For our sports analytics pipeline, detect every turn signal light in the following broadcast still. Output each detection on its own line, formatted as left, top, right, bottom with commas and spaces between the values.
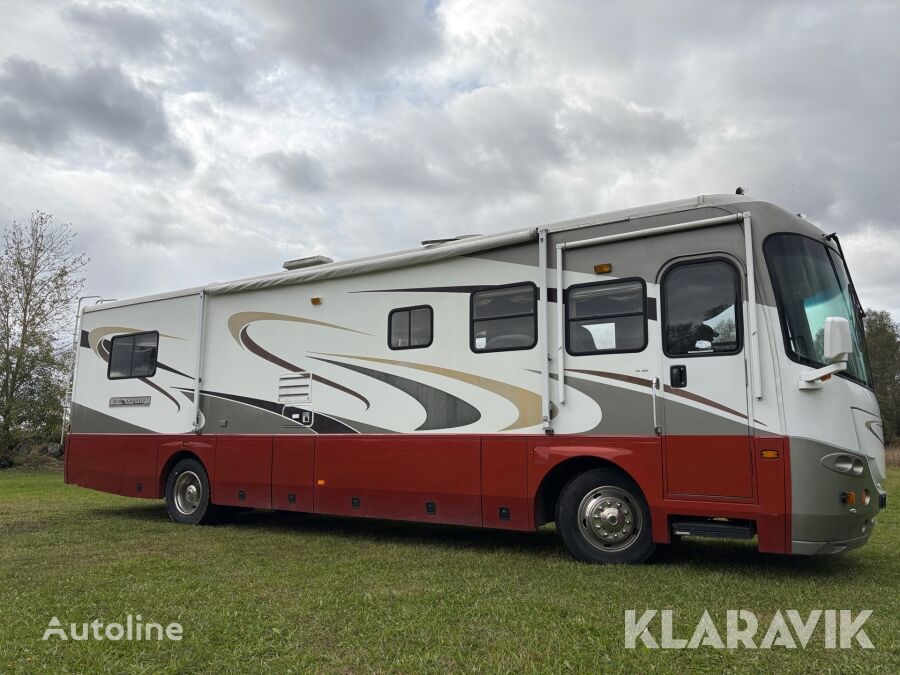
760, 449, 779, 459
841, 491, 856, 505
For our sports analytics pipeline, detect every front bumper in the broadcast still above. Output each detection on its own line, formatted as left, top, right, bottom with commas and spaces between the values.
790, 439, 885, 555
792, 532, 873, 555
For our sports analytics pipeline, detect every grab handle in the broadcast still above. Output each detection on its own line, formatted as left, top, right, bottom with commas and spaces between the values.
651, 377, 661, 436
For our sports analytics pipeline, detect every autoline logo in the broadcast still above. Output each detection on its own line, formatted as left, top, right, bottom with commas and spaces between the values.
625, 610, 874, 649
42, 615, 183, 642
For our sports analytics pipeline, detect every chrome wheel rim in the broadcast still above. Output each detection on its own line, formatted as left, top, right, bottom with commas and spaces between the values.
174, 470, 202, 515
577, 485, 642, 552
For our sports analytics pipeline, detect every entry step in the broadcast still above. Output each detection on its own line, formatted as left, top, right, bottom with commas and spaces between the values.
671, 518, 754, 540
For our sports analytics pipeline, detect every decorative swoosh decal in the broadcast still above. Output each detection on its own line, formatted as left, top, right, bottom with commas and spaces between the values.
138, 377, 181, 411
97, 338, 181, 411
864, 419, 884, 444
313, 353, 542, 431
227, 311, 371, 344
238, 325, 371, 410
87, 326, 182, 358
566, 368, 652, 388
240, 325, 299, 372
176, 387, 358, 434
155, 362, 194, 379
311, 357, 480, 431
351, 286, 560, 303
662, 385, 747, 419
566, 368, 747, 419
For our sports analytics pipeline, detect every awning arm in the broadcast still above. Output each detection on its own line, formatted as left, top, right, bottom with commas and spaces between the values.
537, 229, 552, 431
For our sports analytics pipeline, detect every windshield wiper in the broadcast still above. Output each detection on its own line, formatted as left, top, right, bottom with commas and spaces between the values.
825, 232, 866, 322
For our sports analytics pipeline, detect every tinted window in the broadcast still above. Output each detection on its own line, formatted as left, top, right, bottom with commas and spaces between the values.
567, 280, 646, 354
108, 335, 134, 378
764, 233, 870, 385
663, 261, 741, 356
131, 332, 158, 377
389, 306, 432, 349
108, 331, 158, 379
471, 283, 536, 352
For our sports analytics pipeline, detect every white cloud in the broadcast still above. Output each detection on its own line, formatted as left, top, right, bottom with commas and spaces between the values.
0, 0, 896, 321
841, 225, 900, 319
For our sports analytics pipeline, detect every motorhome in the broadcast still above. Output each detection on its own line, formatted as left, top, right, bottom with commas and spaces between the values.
64, 194, 887, 563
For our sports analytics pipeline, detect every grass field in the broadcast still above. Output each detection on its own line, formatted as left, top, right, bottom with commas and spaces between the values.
1, 470, 898, 673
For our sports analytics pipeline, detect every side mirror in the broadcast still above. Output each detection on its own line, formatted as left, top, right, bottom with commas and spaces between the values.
824, 316, 853, 363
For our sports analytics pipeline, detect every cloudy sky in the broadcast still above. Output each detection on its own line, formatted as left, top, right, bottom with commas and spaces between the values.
0, 0, 898, 317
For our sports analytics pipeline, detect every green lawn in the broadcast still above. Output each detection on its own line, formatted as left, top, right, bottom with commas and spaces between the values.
1, 470, 898, 673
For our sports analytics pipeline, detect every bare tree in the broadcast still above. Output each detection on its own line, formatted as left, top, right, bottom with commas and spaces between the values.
0, 212, 86, 463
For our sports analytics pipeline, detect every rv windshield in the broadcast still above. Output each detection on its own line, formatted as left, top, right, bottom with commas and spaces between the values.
764, 233, 871, 387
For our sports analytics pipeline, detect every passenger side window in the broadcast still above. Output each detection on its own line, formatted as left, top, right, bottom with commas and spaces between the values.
663, 260, 741, 356
567, 279, 646, 355
108, 331, 159, 379
389, 306, 433, 349
471, 283, 537, 352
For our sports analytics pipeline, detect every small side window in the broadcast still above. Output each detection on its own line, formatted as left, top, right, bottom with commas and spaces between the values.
471, 283, 537, 352
663, 259, 742, 357
566, 279, 647, 355
108, 331, 159, 379
389, 306, 433, 349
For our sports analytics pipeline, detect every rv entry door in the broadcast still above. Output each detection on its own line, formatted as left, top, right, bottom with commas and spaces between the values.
658, 257, 753, 500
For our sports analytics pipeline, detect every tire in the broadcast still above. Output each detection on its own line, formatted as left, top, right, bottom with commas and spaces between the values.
555, 468, 656, 564
165, 458, 217, 525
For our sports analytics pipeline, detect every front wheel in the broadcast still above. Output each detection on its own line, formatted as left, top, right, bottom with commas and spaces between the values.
555, 468, 656, 564
165, 458, 217, 525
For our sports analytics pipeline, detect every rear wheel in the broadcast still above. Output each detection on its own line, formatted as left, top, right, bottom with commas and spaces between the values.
165, 458, 217, 525
556, 468, 655, 564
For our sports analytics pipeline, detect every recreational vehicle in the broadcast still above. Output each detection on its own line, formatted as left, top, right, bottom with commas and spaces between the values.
64, 194, 887, 563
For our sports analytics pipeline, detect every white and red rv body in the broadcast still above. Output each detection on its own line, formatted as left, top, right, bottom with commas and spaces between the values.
64, 195, 887, 562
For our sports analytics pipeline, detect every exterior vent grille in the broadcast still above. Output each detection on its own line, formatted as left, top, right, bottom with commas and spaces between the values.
278, 372, 311, 404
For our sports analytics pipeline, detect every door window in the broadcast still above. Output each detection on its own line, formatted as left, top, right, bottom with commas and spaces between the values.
663, 260, 742, 357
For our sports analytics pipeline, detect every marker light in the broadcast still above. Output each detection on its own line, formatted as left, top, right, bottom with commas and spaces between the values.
760, 449, 779, 459
316, 479, 326, 486
311, 297, 323, 305
593, 263, 612, 274
841, 491, 856, 505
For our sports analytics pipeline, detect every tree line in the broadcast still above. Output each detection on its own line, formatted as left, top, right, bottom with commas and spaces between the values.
864, 310, 900, 445
0, 214, 897, 467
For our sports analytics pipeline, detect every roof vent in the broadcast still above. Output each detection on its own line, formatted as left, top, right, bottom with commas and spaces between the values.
283, 255, 334, 271
420, 234, 482, 247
